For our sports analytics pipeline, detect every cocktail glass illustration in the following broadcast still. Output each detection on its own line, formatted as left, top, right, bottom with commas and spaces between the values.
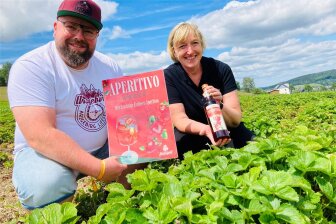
116, 115, 139, 164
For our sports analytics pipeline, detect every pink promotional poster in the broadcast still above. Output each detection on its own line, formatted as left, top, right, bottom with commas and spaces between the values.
102, 70, 178, 164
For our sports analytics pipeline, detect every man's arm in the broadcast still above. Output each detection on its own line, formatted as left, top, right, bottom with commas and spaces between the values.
12, 106, 126, 182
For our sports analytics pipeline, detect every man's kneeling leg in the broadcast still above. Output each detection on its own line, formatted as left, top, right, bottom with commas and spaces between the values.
12, 147, 77, 210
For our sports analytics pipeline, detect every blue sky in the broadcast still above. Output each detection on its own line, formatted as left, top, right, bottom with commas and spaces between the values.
1, 0, 336, 87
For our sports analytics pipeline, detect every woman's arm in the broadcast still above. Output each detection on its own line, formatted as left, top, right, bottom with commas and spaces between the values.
221, 90, 242, 127
170, 103, 208, 135
169, 103, 229, 146
202, 85, 242, 128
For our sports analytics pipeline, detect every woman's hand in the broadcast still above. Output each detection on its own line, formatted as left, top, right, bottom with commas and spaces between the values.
203, 85, 222, 103
199, 124, 231, 147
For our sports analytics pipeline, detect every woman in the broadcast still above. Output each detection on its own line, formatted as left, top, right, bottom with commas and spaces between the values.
164, 22, 254, 158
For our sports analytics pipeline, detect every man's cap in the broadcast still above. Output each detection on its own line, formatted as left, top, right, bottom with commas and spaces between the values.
57, 0, 103, 30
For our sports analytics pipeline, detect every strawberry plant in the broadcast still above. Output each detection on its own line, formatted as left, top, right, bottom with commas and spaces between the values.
17, 91, 336, 223
0, 101, 15, 144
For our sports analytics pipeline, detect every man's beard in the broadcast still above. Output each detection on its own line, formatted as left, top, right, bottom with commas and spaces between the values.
58, 39, 94, 68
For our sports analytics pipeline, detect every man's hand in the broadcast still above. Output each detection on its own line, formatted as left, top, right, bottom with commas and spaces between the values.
101, 157, 127, 183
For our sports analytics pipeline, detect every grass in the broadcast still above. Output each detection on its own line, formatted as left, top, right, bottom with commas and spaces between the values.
0, 87, 8, 101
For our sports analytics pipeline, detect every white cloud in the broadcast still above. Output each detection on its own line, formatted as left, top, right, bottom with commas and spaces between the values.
218, 39, 336, 87
3, 0, 334, 88
101, 0, 336, 87
0, 0, 60, 42
106, 24, 171, 40
189, 0, 336, 49
179, 0, 336, 87
108, 51, 171, 75
96, 0, 118, 21
109, 26, 130, 40
0, 0, 118, 42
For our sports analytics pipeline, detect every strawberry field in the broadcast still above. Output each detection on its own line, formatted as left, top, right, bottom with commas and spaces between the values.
4, 91, 336, 223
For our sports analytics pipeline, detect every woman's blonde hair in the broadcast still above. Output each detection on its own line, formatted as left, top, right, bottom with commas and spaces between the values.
167, 22, 206, 62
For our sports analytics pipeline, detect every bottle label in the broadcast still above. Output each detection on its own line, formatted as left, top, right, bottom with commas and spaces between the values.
205, 104, 227, 132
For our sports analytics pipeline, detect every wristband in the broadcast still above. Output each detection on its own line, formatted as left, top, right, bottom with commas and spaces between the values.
96, 160, 106, 180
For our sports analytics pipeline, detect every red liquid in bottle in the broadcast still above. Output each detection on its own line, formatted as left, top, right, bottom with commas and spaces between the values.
202, 84, 230, 141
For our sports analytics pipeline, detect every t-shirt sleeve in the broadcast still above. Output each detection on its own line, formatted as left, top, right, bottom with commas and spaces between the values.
164, 67, 182, 104
217, 61, 237, 94
8, 59, 56, 109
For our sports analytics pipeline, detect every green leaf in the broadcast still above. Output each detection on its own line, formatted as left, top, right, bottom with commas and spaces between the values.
275, 186, 299, 202
28, 203, 79, 224
200, 189, 229, 204
220, 208, 244, 224
230, 210, 245, 224
247, 199, 266, 215
91, 203, 111, 222
192, 214, 217, 224
226, 163, 244, 173
40, 204, 63, 223
310, 157, 332, 174
61, 202, 80, 224
242, 142, 261, 154
29, 209, 46, 224
207, 201, 223, 216
226, 195, 242, 206
127, 169, 154, 191
241, 166, 262, 186
162, 178, 183, 198
253, 170, 288, 193
185, 189, 201, 202
328, 153, 336, 175
287, 151, 316, 172
221, 173, 239, 188
299, 200, 317, 211
238, 154, 258, 170
269, 197, 281, 210
128, 169, 167, 191
143, 207, 159, 222
259, 213, 277, 224
276, 203, 308, 224
103, 203, 127, 224
105, 182, 135, 204
170, 197, 192, 221
315, 176, 334, 201
304, 141, 323, 151
125, 208, 149, 224
198, 168, 216, 181
290, 175, 312, 192
158, 196, 178, 223
268, 149, 288, 163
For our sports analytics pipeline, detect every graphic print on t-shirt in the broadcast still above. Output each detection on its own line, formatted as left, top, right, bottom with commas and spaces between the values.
74, 84, 106, 132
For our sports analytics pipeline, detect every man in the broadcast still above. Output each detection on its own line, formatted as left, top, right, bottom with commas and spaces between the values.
8, 0, 132, 210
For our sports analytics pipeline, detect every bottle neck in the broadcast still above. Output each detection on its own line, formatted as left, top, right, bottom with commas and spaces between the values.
203, 91, 210, 98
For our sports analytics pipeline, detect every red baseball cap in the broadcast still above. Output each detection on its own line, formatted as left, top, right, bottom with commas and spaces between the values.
57, 0, 103, 30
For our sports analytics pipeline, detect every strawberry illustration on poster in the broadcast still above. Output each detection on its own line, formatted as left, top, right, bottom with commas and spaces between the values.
102, 70, 178, 164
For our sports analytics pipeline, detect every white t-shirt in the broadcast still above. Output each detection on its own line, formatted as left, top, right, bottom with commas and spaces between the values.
8, 41, 123, 154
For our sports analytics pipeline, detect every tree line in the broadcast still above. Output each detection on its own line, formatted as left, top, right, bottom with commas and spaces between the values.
1, 62, 335, 92
237, 77, 265, 94
238, 76, 336, 94
0, 62, 12, 86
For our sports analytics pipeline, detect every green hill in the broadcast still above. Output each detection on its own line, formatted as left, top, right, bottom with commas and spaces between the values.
263, 69, 336, 90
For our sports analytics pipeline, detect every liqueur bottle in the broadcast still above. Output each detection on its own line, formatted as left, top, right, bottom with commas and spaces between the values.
201, 84, 230, 141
